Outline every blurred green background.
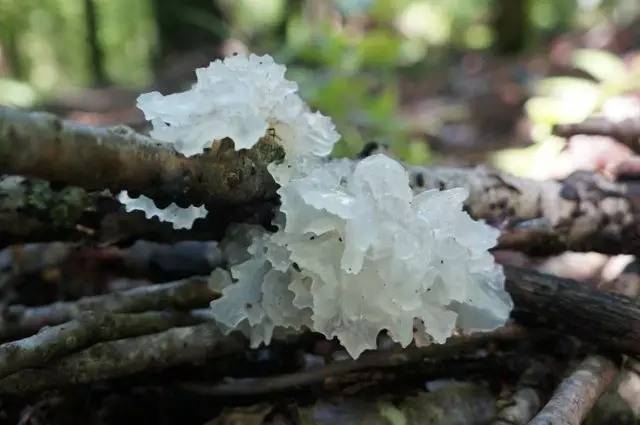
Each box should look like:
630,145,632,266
1,0,639,165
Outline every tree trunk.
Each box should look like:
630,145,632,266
84,0,109,87
151,0,227,78
491,0,531,56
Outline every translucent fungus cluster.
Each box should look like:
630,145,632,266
119,53,514,358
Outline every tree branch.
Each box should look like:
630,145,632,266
528,354,620,425
0,175,278,249
409,165,640,256
0,105,283,208
493,357,559,425
0,310,207,379
0,277,217,340
553,117,640,153
180,324,528,396
504,265,640,356
0,324,526,396
0,322,247,395
5,110,640,259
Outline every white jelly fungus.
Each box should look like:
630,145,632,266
119,52,513,358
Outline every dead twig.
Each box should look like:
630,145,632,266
528,354,620,425
505,266,640,356
0,310,208,379
0,322,247,395
553,117,640,153
0,277,217,339
180,324,528,397
4,126,640,259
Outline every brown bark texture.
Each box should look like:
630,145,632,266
0,105,283,208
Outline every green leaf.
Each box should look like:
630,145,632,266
535,76,601,101
525,96,595,125
404,141,431,165
571,49,629,83
491,137,565,177
364,83,399,120
0,78,37,107
357,30,402,67
312,74,369,118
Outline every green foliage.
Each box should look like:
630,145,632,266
0,0,153,104
527,48,640,140
0,0,634,167
274,3,416,160
494,48,640,177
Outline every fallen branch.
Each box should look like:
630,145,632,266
553,117,640,153
0,310,207,379
0,240,225,283
4,264,640,392
180,324,528,397
0,324,526,395
409,165,640,256
528,354,620,425
0,175,109,247
0,322,247,394
0,174,278,249
1,263,640,395
0,105,283,208
504,265,640,356
0,277,217,340
4,113,640,258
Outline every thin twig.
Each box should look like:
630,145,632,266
553,117,640,152
0,277,217,339
0,310,208,379
179,325,529,396
0,322,247,395
528,355,620,425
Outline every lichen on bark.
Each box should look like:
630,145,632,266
0,105,285,209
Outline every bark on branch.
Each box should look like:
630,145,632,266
0,175,276,249
0,310,207,379
528,354,620,425
0,322,247,395
4,110,640,258
0,105,283,208
553,117,640,153
0,277,217,340
408,165,640,256
504,265,640,355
